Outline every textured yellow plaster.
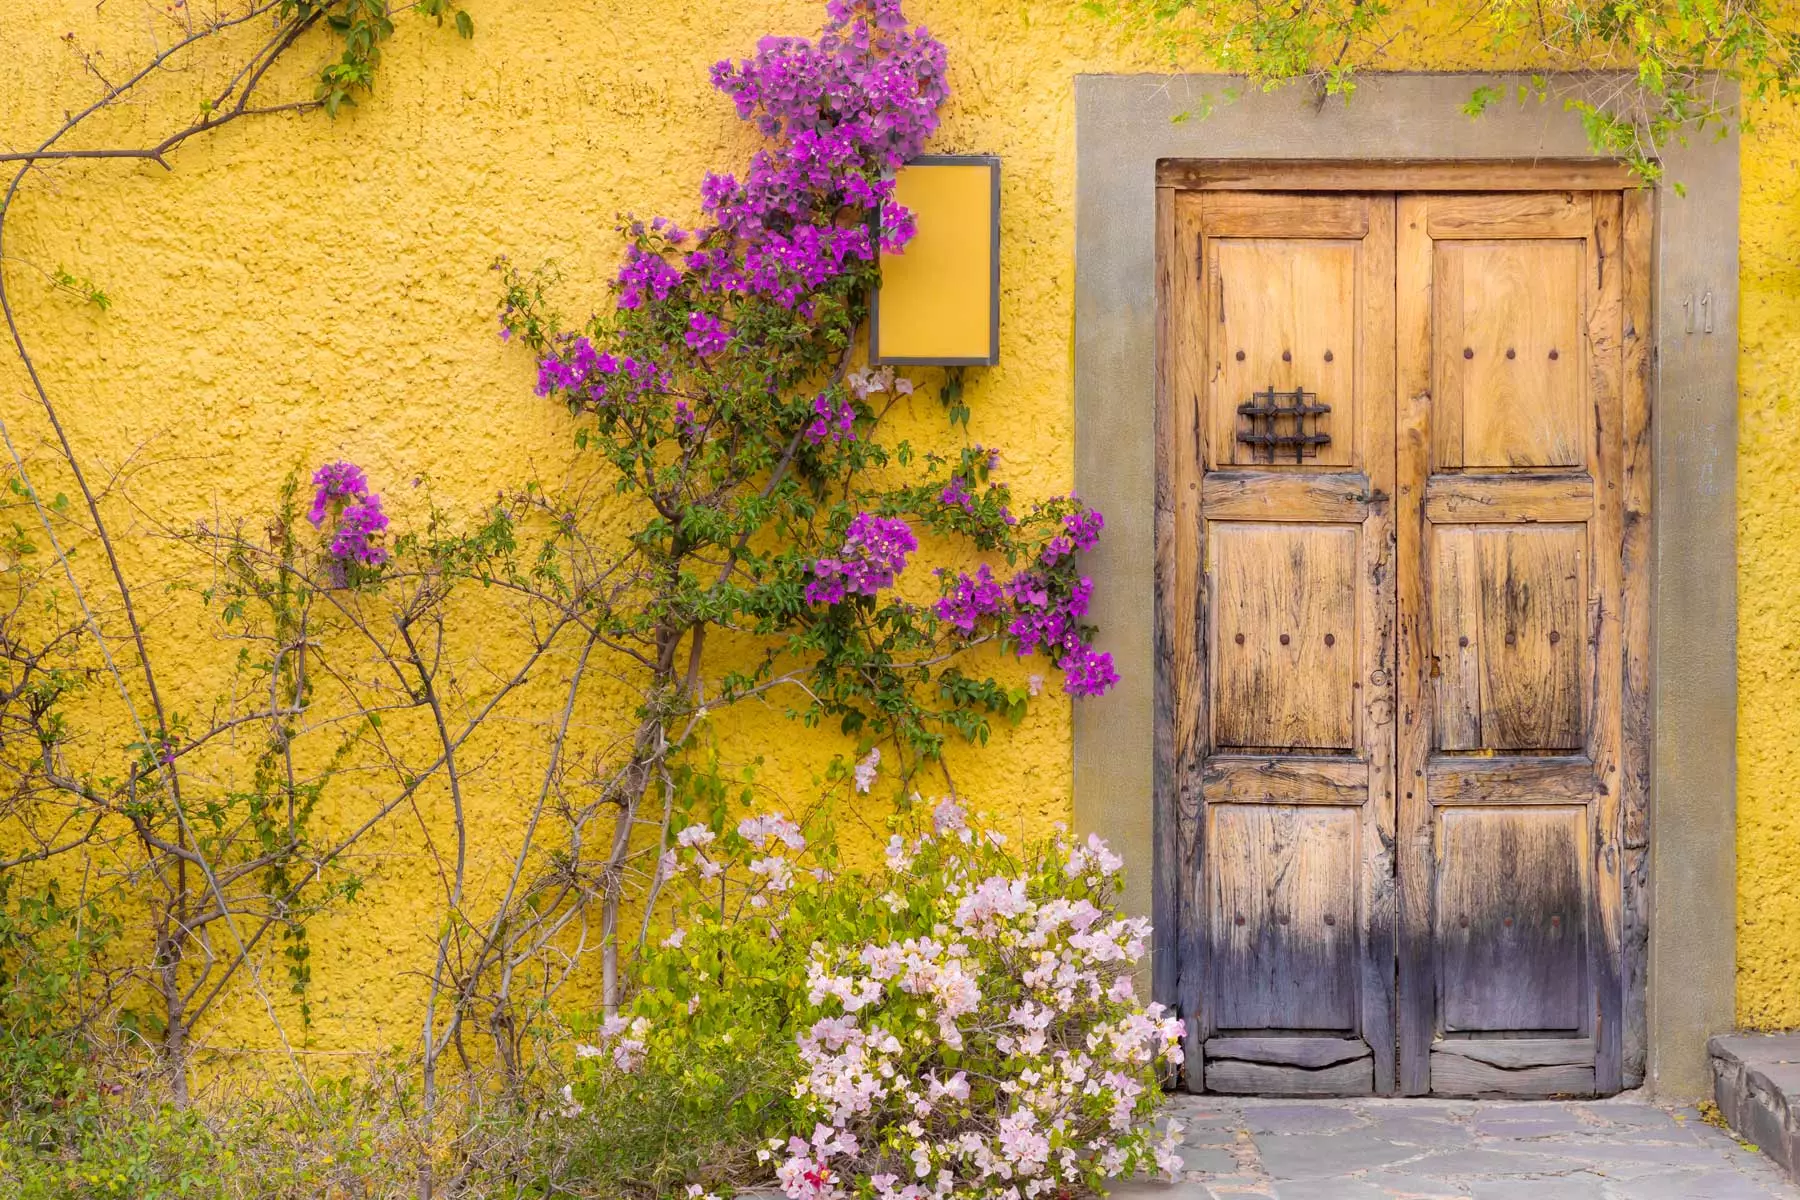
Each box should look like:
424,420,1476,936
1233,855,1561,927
1,0,1796,1055
1735,94,1800,1029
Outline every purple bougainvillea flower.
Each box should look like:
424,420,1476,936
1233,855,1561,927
673,401,704,442
309,460,389,574
940,476,975,513
1059,643,1119,698
684,311,731,356
804,393,857,445
935,564,1004,634
1065,509,1104,552
806,513,917,606
309,461,370,527
616,245,682,310
330,494,391,567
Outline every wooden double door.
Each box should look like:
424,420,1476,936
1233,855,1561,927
1164,186,1651,1097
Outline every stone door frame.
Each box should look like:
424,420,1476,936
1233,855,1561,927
1071,72,1739,1098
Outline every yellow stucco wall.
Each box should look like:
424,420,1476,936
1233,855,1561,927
1735,93,1800,1030
2,0,1797,1053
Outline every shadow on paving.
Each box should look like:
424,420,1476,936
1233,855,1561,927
1108,1096,1800,1200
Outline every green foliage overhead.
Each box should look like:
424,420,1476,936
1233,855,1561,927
1086,0,1800,181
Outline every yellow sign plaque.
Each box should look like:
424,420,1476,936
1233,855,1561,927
871,155,1000,366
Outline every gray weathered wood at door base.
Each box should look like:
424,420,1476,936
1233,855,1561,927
1204,1056,1376,1097
1431,1052,1597,1098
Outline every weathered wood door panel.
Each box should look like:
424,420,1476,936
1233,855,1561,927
1166,184,1650,1099
1397,192,1631,1097
1430,524,1587,751
1170,191,1398,1096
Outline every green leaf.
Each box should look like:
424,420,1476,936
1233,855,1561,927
1463,84,1503,118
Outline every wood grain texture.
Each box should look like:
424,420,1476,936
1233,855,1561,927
1436,807,1589,1034
1433,238,1586,468
1586,191,1627,1094
1427,755,1596,805
1203,1057,1376,1096
1207,805,1361,1033
1152,185,1183,1059
1168,191,1210,1086
1426,192,1592,239
1156,160,1636,193
1395,193,1436,1094
1425,474,1594,524
1205,1036,1372,1069
1434,1037,1595,1068
1618,188,1654,1090
1199,192,1371,237
1475,527,1586,750
1210,237,1358,468
1428,238,1466,470
1431,526,1587,751
1166,184,1637,1099
1211,523,1359,750
1431,525,1483,748
1203,471,1371,523
1429,1054,1596,1098
1403,193,1626,1094
1357,195,1400,1095
1204,755,1369,806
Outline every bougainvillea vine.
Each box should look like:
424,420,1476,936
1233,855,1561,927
509,0,1112,722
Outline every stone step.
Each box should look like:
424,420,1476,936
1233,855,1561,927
1711,1032,1800,1180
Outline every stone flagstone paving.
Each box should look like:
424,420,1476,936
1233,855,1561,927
1110,1096,1800,1199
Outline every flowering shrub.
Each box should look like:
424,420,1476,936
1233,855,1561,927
553,804,1184,1198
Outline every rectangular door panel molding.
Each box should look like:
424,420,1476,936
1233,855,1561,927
1435,806,1590,1034
1424,473,1595,524
1211,522,1359,751
1204,1055,1376,1097
1430,524,1587,752
1206,804,1361,1033
1427,1054,1596,1098
1203,755,1370,806
1210,238,1359,469
1202,472,1373,523
1432,239,1587,470
1427,755,1597,805
1424,192,1594,240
